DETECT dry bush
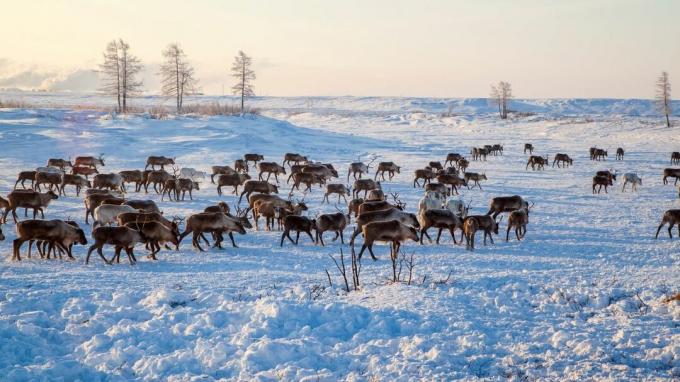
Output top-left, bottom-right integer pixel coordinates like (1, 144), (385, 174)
(182, 101), (260, 116)
(148, 105), (170, 120)
(0, 99), (33, 108)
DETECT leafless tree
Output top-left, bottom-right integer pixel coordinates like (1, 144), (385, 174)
(231, 50), (256, 112)
(490, 81), (513, 119)
(99, 39), (143, 113)
(159, 43), (197, 113)
(656, 71), (672, 128)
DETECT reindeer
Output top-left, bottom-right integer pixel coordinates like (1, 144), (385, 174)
(93, 173), (124, 193)
(59, 174), (91, 196)
(552, 153), (573, 168)
(350, 208), (419, 245)
(428, 161), (443, 171)
(314, 210), (350, 246)
(464, 172), (487, 189)
(197, 207), (251, 249)
(175, 178), (200, 200)
(655, 209), (680, 239)
(211, 165), (237, 183)
(257, 162), (286, 183)
(235, 159), (249, 173)
(122, 221), (179, 260)
(84, 193), (125, 224)
(425, 183), (449, 200)
(366, 189), (385, 201)
(86, 226), (143, 264)
(0, 196), (8, 220)
(671, 152), (680, 165)
(621, 173), (642, 192)
(217, 173), (251, 195)
(374, 161), (400, 181)
(119, 170), (144, 192)
(47, 158), (73, 170)
(592, 175), (613, 193)
(463, 215), (501, 249)
(486, 195), (529, 219)
(457, 158), (469, 173)
(302, 163), (338, 181)
(179, 212), (246, 251)
(444, 153), (464, 167)
(418, 192), (444, 214)
(289, 172), (322, 193)
(662, 168), (680, 185)
(203, 201), (230, 214)
(283, 153), (308, 168)
(437, 174), (467, 195)
(72, 166), (99, 179)
(279, 215), (316, 247)
(526, 156), (549, 171)
(592, 148), (608, 161)
(347, 157), (376, 181)
(355, 220), (419, 261)
(238, 180), (279, 203)
(352, 179), (381, 198)
(616, 147), (624, 160)
(161, 179), (179, 201)
(15, 171), (37, 189)
(348, 198), (364, 219)
(596, 170), (617, 182)
(471, 147), (488, 161)
(145, 156), (175, 170)
(323, 184), (351, 204)
(444, 198), (471, 218)
(524, 144), (534, 155)
(75, 154), (105, 170)
(419, 209), (463, 245)
(253, 199), (307, 231)
(34, 171), (63, 192)
(506, 203), (533, 242)
(93, 204), (139, 228)
(491, 144), (504, 155)
(124, 199), (160, 213)
(13, 220), (87, 261)
(244, 153), (264, 167)
(413, 168), (437, 187)
(360, 193), (406, 215)
(2, 190), (58, 223)
(145, 169), (174, 193)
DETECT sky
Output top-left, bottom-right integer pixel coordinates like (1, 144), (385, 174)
(0, 0), (678, 98)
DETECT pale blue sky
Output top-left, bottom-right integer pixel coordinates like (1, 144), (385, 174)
(0, 0), (677, 97)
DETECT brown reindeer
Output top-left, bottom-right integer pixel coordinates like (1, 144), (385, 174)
(615, 147), (624, 160)
(84, 193), (125, 224)
(196, 207), (251, 248)
(124, 199), (160, 213)
(352, 179), (381, 198)
(179, 212), (246, 251)
(355, 220), (419, 260)
(464, 215), (501, 249)
(552, 153), (573, 168)
(348, 198), (364, 219)
(145, 170), (173, 193)
(34, 171), (63, 192)
(47, 158), (73, 170)
(350, 207), (419, 245)
(464, 172), (487, 189)
(258, 162), (287, 183)
(122, 221), (179, 260)
(457, 158), (469, 173)
(592, 148), (607, 161)
(315, 210), (349, 245)
(374, 161), (400, 181)
(592, 175), (613, 193)
(437, 174), (467, 195)
(486, 195), (529, 219)
(662, 168), (680, 185)
(357, 200), (401, 216)
(283, 153), (308, 168)
(428, 161), (443, 171)
(119, 170), (144, 192)
(2, 190), (58, 223)
(671, 152), (680, 165)
(279, 215), (316, 246)
(244, 153), (264, 167)
(234, 159), (249, 173)
(290, 172), (325, 192)
(176, 178), (200, 201)
(75, 155), (105, 169)
(15, 171), (37, 189)
(253, 199), (307, 230)
(13, 219), (87, 261)
(302, 163), (337, 182)
(413, 168), (437, 187)
(204, 201), (230, 214)
(526, 156), (549, 171)
(655, 209), (680, 239)
(444, 153), (463, 167)
(71, 166), (99, 179)
(217, 173), (251, 195)
(145, 156), (175, 170)
(424, 183), (449, 199)
(506, 203), (533, 242)
(60, 174), (91, 196)
(471, 147), (488, 161)
(366, 189), (385, 201)
(347, 157), (376, 181)
(524, 144), (534, 155)
(419, 209), (463, 245)
(211, 165), (237, 183)
(86, 226), (143, 264)
(323, 184), (351, 204)
(93, 173), (124, 192)
(238, 180), (279, 203)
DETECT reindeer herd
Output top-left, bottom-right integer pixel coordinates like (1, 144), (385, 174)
(0, 142), (679, 265)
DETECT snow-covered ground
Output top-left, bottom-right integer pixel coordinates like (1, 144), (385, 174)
(0, 94), (678, 381)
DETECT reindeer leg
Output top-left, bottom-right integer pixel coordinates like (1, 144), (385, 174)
(436, 228), (444, 244)
(367, 244), (378, 261)
(280, 230), (287, 247)
(450, 227), (458, 244)
(295, 231), (301, 245)
(669, 222), (675, 239)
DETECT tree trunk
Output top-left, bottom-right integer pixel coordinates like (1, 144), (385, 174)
(666, 112), (671, 128)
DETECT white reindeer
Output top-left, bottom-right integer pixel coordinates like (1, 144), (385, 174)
(621, 173), (642, 192)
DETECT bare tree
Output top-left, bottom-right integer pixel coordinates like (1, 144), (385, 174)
(99, 40), (122, 112)
(159, 43), (197, 113)
(118, 40), (143, 113)
(231, 51), (256, 112)
(656, 71), (672, 128)
(490, 81), (513, 119)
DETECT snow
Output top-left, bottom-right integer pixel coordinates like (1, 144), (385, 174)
(0, 94), (679, 380)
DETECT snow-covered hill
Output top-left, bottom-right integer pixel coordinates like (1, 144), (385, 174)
(0, 98), (678, 381)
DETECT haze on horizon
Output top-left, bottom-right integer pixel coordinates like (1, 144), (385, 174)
(0, 0), (678, 99)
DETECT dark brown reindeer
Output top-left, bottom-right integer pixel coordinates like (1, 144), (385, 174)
(179, 212), (246, 251)
(413, 168), (437, 187)
(437, 173), (467, 195)
(592, 175), (613, 193)
(655, 209), (680, 239)
(60, 174), (91, 196)
(323, 184), (351, 204)
(244, 153), (264, 167)
(234, 159), (249, 173)
(34, 171), (63, 193)
(15, 171), (37, 189)
(374, 162), (400, 181)
(486, 195), (529, 219)
(552, 153), (573, 168)
(13, 219), (87, 261)
(463, 215), (502, 250)
(662, 168), (680, 185)
(524, 144), (534, 155)
(75, 154), (105, 170)
(419, 209), (463, 245)
(506, 202), (533, 242)
(355, 220), (419, 261)
(211, 165), (237, 183)
(671, 152), (680, 165)
(238, 180), (279, 203)
(616, 147), (624, 160)
(145, 156), (175, 170)
(526, 156), (549, 171)
(315, 209), (350, 245)
(86, 226), (143, 265)
(444, 153), (463, 167)
(347, 157), (376, 181)
(464, 172), (487, 189)
(119, 170), (144, 192)
(2, 190), (58, 223)
(283, 153), (308, 168)
(217, 173), (251, 195)
(258, 162), (286, 183)
(352, 179), (381, 198)
(279, 215), (316, 247)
